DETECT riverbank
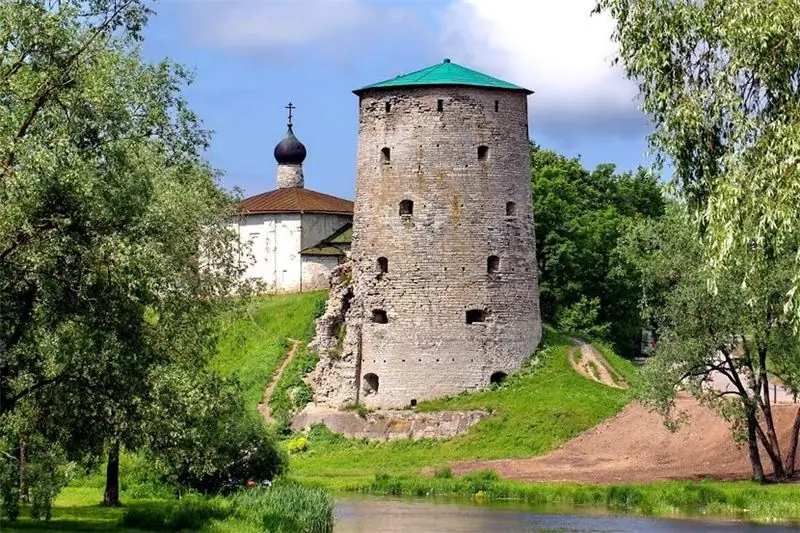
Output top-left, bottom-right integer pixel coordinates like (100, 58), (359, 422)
(0, 482), (334, 532)
(320, 471), (800, 524)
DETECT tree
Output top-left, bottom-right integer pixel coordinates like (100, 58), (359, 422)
(595, 0), (800, 320)
(531, 143), (665, 354)
(620, 204), (800, 482)
(143, 368), (286, 495)
(0, 0), (249, 513)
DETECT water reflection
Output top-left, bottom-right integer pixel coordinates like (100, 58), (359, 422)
(334, 496), (797, 533)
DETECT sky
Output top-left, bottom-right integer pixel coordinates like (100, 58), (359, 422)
(141, 0), (654, 201)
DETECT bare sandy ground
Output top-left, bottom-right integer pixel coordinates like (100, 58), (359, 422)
(452, 394), (800, 484)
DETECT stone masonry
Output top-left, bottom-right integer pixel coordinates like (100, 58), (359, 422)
(311, 82), (542, 409)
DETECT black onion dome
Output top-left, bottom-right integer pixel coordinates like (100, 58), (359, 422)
(274, 125), (307, 165)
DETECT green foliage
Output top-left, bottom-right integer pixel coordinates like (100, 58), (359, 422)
(144, 370), (286, 494)
(121, 482), (333, 533)
(596, 0), (800, 321)
(531, 144), (665, 355)
(0, 0), (251, 512)
(619, 204), (800, 480)
(287, 436), (309, 455)
(290, 327), (630, 482)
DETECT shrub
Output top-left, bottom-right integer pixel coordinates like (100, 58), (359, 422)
(287, 436), (309, 455)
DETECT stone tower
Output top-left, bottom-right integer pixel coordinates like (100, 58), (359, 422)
(311, 59), (541, 409)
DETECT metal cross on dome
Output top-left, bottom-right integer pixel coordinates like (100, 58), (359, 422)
(286, 102), (295, 127)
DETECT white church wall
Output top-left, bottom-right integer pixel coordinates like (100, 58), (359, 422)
(273, 213), (303, 292)
(300, 214), (352, 249)
(233, 213), (302, 292)
(301, 255), (342, 290)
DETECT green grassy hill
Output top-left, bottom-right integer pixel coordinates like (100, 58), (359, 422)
(289, 327), (633, 487)
(210, 291), (635, 487)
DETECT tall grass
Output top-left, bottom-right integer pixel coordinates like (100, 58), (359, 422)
(120, 481), (334, 533)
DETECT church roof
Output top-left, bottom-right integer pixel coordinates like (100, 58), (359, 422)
(237, 187), (353, 216)
(354, 59), (532, 95)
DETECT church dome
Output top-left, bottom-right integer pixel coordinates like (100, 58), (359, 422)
(274, 125), (307, 165)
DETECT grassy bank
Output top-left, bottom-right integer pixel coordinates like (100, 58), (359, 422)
(289, 327), (632, 484)
(213, 291), (326, 412)
(2, 482), (333, 532)
(330, 470), (800, 523)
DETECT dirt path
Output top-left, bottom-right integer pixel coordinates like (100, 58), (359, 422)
(568, 339), (627, 389)
(258, 338), (301, 424)
(451, 395), (800, 484)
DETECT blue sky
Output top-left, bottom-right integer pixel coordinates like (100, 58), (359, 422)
(142, 0), (653, 201)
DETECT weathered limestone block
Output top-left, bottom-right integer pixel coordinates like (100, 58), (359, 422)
(292, 405), (488, 442)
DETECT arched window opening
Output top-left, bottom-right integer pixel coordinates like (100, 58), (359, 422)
(437, 99), (444, 112)
(363, 373), (379, 395)
(381, 147), (391, 164)
(377, 257), (389, 274)
(487, 255), (500, 274)
(399, 199), (414, 216)
(505, 201), (517, 217)
(372, 309), (388, 324)
(478, 145), (489, 160)
(466, 309), (486, 324)
(385, 102), (391, 113)
(490, 371), (508, 386)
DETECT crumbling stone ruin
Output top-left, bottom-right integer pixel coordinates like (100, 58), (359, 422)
(310, 59), (542, 409)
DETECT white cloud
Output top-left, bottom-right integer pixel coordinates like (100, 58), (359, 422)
(441, 0), (648, 137)
(190, 0), (413, 50)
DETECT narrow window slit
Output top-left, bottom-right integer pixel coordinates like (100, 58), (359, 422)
(381, 147), (391, 164)
(437, 99), (443, 112)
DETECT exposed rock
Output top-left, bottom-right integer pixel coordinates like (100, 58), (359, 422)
(308, 261), (361, 406)
(292, 404), (488, 441)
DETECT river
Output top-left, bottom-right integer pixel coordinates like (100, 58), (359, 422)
(334, 496), (798, 532)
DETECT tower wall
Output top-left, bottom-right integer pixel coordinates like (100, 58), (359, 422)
(277, 163), (304, 188)
(347, 86), (542, 408)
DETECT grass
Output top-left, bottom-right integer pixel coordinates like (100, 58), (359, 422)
(213, 291), (327, 411)
(288, 326), (632, 485)
(332, 471), (800, 523)
(269, 343), (319, 431)
(2, 482), (333, 533)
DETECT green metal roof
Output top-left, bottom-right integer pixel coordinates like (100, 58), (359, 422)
(354, 59), (532, 95)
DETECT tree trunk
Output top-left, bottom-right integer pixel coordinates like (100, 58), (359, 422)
(746, 406), (766, 483)
(785, 407), (800, 477)
(758, 348), (786, 480)
(19, 435), (28, 502)
(103, 441), (121, 507)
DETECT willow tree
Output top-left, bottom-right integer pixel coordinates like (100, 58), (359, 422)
(595, 0), (800, 315)
(0, 0), (249, 514)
